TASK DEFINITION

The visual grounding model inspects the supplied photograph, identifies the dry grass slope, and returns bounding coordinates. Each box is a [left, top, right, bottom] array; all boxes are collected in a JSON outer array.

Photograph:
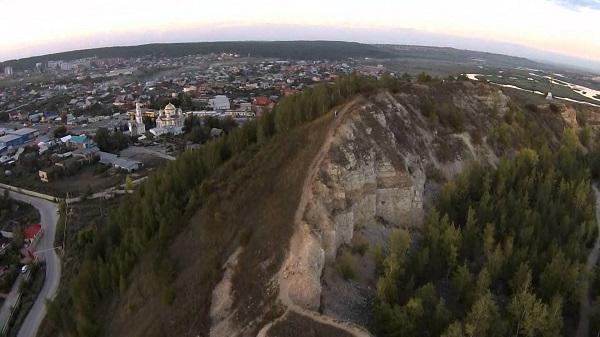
[[102, 109, 337, 337]]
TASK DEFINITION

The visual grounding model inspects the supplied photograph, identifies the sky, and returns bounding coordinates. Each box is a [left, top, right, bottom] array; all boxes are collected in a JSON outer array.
[[1, 0, 600, 67]]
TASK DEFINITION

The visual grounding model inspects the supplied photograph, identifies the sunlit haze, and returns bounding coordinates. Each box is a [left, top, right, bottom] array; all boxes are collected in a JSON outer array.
[[1, 0, 600, 66]]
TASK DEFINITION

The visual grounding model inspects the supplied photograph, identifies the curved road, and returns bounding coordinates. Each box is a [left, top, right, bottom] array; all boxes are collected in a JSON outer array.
[[0, 189, 60, 337]]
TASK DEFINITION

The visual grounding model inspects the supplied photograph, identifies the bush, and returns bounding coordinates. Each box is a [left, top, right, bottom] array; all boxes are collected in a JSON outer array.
[[337, 252, 355, 280], [351, 235, 370, 256], [419, 96, 435, 117], [426, 164, 446, 184], [525, 103, 538, 112]]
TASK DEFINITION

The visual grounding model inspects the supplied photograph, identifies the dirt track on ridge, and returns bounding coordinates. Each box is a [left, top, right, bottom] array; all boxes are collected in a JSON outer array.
[[257, 98, 372, 337]]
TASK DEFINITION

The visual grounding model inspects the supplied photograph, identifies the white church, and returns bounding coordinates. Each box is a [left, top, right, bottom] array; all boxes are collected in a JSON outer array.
[[129, 102, 185, 137], [151, 102, 184, 136]]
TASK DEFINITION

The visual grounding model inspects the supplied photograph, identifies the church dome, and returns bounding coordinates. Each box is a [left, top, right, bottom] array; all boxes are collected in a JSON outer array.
[[164, 103, 176, 115]]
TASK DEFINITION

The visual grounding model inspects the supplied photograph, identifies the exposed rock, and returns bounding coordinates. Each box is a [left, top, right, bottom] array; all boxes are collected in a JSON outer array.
[[209, 247, 243, 337]]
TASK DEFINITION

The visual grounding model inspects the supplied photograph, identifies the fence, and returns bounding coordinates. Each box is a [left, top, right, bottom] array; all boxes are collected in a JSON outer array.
[[0, 183, 58, 203]]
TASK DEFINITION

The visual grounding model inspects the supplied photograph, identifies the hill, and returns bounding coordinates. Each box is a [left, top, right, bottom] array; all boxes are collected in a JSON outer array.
[[0, 41, 396, 70], [40, 76, 600, 337], [0, 41, 550, 73]]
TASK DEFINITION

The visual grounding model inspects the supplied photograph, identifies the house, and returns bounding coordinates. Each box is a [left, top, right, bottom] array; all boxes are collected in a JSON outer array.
[[73, 146, 100, 162], [209, 95, 231, 111], [68, 135, 92, 149], [29, 113, 43, 123], [8, 128, 39, 142], [253, 96, 270, 106], [38, 169, 51, 183], [112, 158, 142, 172], [9, 111, 29, 121], [98, 151, 118, 165], [43, 111, 59, 122], [24, 224, 42, 245], [98, 151, 142, 172], [0, 134, 24, 148]]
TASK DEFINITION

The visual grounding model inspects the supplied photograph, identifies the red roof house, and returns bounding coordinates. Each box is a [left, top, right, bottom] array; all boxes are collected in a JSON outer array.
[[253, 96, 270, 106], [25, 224, 42, 241]]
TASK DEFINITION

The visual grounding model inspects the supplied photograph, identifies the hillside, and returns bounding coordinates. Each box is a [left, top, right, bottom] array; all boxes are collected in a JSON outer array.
[[41, 77, 600, 337], [1, 41, 549, 73], [1, 41, 395, 70]]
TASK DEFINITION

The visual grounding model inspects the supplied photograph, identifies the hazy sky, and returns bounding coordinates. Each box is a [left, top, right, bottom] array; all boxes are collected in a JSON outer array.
[[1, 0, 599, 63]]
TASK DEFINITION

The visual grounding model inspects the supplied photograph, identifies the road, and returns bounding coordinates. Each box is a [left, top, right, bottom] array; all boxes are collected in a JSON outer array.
[[0, 189, 60, 337], [575, 186, 600, 337]]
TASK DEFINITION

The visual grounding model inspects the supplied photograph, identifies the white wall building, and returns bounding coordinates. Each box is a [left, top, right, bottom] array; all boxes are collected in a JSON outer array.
[[209, 95, 231, 111]]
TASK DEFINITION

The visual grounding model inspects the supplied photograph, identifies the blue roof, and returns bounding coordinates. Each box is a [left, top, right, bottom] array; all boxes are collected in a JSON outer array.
[[70, 135, 88, 144]]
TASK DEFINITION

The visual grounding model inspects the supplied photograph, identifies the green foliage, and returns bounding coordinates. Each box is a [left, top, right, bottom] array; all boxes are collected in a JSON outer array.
[[53, 125, 68, 138], [579, 126, 592, 147], [351, 234, 370, 256], [417, 72, 433, 83], [375, 141, 598, 337], [94, 127, 129, 153], [337, 252, 356, 280]]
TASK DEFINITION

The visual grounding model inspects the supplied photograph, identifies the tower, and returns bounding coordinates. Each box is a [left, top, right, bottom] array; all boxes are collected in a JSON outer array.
[[129, 102, 146, 136], [136, 103, 146, 134]]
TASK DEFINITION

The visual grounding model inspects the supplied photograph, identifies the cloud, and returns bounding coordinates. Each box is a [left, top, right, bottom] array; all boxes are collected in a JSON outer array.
[[550, 0, 600, 10]]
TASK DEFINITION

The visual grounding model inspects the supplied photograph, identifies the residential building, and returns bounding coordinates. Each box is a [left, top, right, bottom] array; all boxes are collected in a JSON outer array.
[[209, 95, 231, 111], [3, 66, 13, 77]]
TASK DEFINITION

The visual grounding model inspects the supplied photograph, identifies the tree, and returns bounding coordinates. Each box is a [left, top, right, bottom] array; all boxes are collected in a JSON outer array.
[[94, 128, 112, 152], [464, 291, 502, 337], [53, 125, 68, 138]]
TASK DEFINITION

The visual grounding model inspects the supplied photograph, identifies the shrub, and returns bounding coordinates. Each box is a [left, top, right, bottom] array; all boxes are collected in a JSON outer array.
[[525, 104, 538, 112], [337, 252, 355, 280], [419, 96, 435, 117], [351, 235, 370, 256], [426, 164, 446, 184]]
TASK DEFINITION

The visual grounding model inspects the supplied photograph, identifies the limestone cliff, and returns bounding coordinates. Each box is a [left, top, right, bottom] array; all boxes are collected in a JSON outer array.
[[210, 83, 580, 337]]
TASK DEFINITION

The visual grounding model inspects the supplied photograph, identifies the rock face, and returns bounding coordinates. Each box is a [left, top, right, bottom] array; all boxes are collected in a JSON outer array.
[[279, 87, 516, 328], [211, 83, 577, 336]]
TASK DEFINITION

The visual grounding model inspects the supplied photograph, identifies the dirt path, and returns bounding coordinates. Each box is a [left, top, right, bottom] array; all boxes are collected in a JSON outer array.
[[575, 185, 600, 337], [258, 98, 372, 337]]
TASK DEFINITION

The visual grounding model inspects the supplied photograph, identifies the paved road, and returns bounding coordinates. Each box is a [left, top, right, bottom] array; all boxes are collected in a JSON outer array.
[[0, 189, 60, 337]]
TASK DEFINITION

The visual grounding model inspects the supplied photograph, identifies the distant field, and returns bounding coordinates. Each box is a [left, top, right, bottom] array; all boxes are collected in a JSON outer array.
[[468, 69, 600, 106]]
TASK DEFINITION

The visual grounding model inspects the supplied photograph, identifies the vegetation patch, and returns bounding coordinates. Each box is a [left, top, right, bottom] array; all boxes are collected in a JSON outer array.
[[375, 140, 598, 337]]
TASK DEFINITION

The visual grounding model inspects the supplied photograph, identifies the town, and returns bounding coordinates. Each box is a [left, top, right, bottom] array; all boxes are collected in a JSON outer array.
[[0, 53, 390, 195]]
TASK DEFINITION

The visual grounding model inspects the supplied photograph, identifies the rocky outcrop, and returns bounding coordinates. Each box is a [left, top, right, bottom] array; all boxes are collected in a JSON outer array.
[[210, 247, 243, 337], [279, 87, 512, 328]]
